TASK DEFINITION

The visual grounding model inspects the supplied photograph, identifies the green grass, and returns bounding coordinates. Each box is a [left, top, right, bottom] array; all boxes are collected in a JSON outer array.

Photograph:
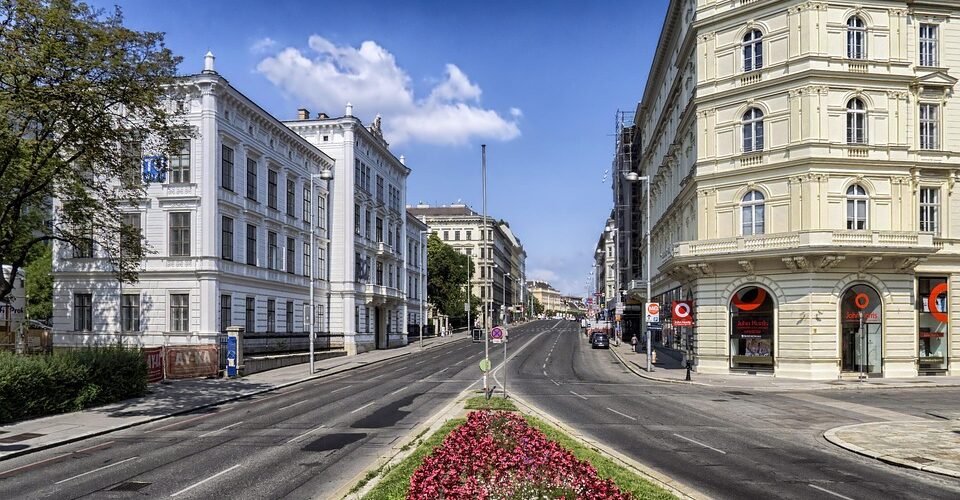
[[524, 415, 677, 500], [464, 396, 518, 411], [361, 417, 466, 500]]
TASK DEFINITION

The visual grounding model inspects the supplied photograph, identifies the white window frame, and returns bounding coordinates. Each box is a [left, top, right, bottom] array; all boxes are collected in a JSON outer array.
[[919, 23, 939, 67], [741, 191, 765, 236], [742, 108, 764, 153], [846, 184, 869, 230], [846, 98, 867, 144], [170, 293, 190, 333], [742, 29, 763, 72], [919, 187, 940, 234], [846, 16, 866, 60], [919, 103, 940, 150]]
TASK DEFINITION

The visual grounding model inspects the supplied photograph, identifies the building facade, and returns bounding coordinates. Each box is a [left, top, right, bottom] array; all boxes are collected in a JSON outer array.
[[405, 211, 429, 336], [53, 54, 335, 348], [625, 0, 960, 379]]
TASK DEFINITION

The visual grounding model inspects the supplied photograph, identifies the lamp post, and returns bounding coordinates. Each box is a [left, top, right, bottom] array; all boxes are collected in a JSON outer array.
[[502, 272, 511, 326], [310, 166, 335, 374], [481, 144, 490, 394], [466, 252, 472, 334], [419, 230, 429, 349], [624, 172, 652, 372]]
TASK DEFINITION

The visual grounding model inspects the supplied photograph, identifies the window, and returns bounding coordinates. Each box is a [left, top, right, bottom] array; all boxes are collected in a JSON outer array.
[[388, 223, 394, 246], [72, 226, 94, 258], [846, 184, 868, 230], [354, 159, 361, 189], [267, 169, 278, 209], [846, 98, 867, 144], [917, 277, 948, 370], [220, 295, 232, 333], [286, 301, 294, 333], [222, 145, 234, 191], [169, 212, 191, 256], [246, 158, 258, 200], [120, 212, 142, 256], [222, 216, 234, 260], [355, 306, 361, 333], [847, 16, 866, 59], [355, 252, 362, 283], [920, 187, 940, 234], [169, 139, 191, 184], [388, 264, 394, 287], [376, 260, 383, 285], [119, 294, 141, 332], [920, 24, 938, 67], [318, 195, 327, 230], [376, 218, 383, 243], [376, 175, 384, 202], [303, 242, 311, 277], [267, 231, 278, 269], [319, 247, 326, 280], [354, 204, 361, 235], [454, 231, 460, 241], [266, 299, 276, 332], [170, 293, 189, 333], [920, 103, 939, 150], [364, 209, 371, 238], [743, 29, 763, 72], [120, 139, 142, 188], [443, 230, 449, 241], [466, 231, 472, 241], [245, 297, 256, 333], [741, 191, 765, 236], [286, 178, 296, 216], [303, 186, 311, 221], [246, 224, 257, 265], [286, 237, 296, 273], [74, 293, 92, 331], [742, 108, 764, 153]]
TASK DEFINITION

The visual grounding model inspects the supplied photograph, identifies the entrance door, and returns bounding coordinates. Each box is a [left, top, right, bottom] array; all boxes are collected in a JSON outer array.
[[840, 284, 882, 376], [374, 307, 383, 349]]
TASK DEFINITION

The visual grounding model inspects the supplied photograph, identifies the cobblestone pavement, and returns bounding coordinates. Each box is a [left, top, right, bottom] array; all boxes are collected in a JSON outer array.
[[824, 420, 960, 479]]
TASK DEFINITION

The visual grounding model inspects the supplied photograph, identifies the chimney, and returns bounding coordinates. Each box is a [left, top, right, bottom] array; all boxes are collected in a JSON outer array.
[[345, 102, 353, 117], [203, 51, 216, 73], [317, 112, 329, 119], [297, 108, 310, 120]]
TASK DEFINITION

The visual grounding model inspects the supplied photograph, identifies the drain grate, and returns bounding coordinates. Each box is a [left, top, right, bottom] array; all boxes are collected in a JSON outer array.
[[712, 399, 728, 402], [724, 391, 752, 396], [0, 433, 44, 443], [109, 481, 151, 492]]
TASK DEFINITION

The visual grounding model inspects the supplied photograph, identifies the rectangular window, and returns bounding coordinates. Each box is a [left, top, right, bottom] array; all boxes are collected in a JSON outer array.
[[376, 218, 383, 243], [354, 204, 361, 235], [169, 139, 191, 184], [169, 212, 191, 256], [355, 252, 363, 283], [266, 299, 276, 332], [246, 224, 257, 265], [170, 293, 189, 333], [376, 260, 383, 286], [74, 293, 92, 331], [245, 297, 256, 333], [354, 159, 361, 189], [318, 195, 327, 230], [267, 231, 278, 269], [267, 169, 278, 209], [120, 212, 142, 256], [355, 306, 361, 334], [917, 277, 948, 370], [286, 237, 296, 273], [121, 294, 140, 332], [920, 24, 938, 67], [443, 230, 449, 240], [246, 158, 258, 200], [286, 178, 296, 216], [364, 209, 371, 239], [388, 223, 394, 246], [376, 175, 384, 202], [286, 301, 294, 333], [303, 186, 311, 221], [466, 231, 472, 241], [920, 187, 940, 234], [220, 294, 232, 333], [120, 140, 142, 188], [920, 103, 939, 150], [222, 145, 234, 191], [222, 216, 234, 260], [72, 225, 94, 258], [454, 231, 460, 241], [319, 247, 326, 280], [303, 242, 311, 277]]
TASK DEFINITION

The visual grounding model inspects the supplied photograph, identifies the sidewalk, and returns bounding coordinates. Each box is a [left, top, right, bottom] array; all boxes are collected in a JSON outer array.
[[824, 420, 960, 479], [610, 339, 960, 392], [0, 333, 467, 462]]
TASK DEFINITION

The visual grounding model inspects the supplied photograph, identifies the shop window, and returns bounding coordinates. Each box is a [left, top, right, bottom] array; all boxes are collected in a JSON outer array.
[[729, 286, 774, 370], [840, 284, 882, 375], [918, 277, 948, 371]]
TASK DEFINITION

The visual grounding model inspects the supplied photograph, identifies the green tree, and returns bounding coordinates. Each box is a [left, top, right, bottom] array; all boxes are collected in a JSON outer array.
[[0, 0, 184, 301], [24, 244, 52, 320], [531, 295, 545, 316], [426, 234, 472, 322]]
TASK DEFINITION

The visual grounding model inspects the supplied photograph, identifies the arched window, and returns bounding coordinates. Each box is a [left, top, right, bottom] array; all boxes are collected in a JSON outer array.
[[847, 16, 866, 59], [846, 184, 868, 230], [743, 29, 763, 71], [846, 98, 867, 144], [742, 108, 764, 153], [741, 191, 765, 236]]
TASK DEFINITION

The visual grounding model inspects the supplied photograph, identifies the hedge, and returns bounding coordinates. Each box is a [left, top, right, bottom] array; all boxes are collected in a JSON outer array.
[[0, 346, 148, 424]]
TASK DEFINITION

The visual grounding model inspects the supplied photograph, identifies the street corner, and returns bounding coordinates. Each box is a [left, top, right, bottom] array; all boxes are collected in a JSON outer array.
[[824, 420, 960, 479]]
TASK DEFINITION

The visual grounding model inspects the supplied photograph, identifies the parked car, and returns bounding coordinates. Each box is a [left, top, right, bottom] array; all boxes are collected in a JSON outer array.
[[591, 333, 609, 349], [471, 328, 484, 343]]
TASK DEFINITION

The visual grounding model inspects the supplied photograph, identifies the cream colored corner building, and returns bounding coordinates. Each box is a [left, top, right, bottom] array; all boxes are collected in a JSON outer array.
[[636, 0, 960, 379]]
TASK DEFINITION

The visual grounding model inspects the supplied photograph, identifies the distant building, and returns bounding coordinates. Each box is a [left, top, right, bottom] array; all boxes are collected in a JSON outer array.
[[528, 280, 563, 314]]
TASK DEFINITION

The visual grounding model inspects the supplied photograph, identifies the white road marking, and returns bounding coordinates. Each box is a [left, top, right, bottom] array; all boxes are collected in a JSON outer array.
[[54, 456, 139, 484], [809, 484, 855, 500], [279, 400, 308, 411], [368, 374, 383, 381], [437, 367, 449, 374], [606, 407, 637, 421], [351, 401, 375, 414], [542, 364, 546, 370], [285, 425, 325, 445], [569, 391, 588, 400], [414, 360, 426, 365], [146, 413, 215, 433], [453, 360, 465, 366], [388, 387, 406, 396], [74, 441, 115, 454], [551, 379, 561, 386], [198, 421, 244, 438], [673, 433, 726, 454], [0, 454, 71, 477], [330, 385, 353, 394], [542, 370, 548, 377], [170, 463, 241, 497]]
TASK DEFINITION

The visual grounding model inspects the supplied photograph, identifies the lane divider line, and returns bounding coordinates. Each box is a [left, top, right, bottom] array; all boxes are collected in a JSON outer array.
[[808, 484, 855, 500], [285, 425, 325, 445], [0, 453, 71, 478], [351, 401, 375, 414], [170, 463, 241, 497], [145, 412, 216, 433], [606, 407, 637, 421], [198, 421, 244, 438], [672, 433, 726, 454], [388, 387, 406, 396], [330, 385, 353, 394], [54, 456, 139, 484], [569, 391, 588, 400]]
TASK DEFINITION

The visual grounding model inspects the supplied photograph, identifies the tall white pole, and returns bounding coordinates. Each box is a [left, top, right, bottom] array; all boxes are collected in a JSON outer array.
[[420, 231, 425, 349], [467, 253, 472, 333], [482, 144, 489, 393], [309, 177, 315, 374], [645, 178, 653, 372]]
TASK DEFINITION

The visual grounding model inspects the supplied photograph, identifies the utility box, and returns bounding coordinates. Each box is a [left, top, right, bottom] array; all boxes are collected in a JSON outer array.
[[225, 326, 244, 377]]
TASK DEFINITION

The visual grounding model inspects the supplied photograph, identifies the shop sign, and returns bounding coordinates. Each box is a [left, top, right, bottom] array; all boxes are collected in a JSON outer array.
[[165, 346, 218, 379], [734, 317, 771, 337], [919, 329, 945, 338], [143, 347, 164, 383], [645, 302, 660, 323], [672, 301, 693, 327]]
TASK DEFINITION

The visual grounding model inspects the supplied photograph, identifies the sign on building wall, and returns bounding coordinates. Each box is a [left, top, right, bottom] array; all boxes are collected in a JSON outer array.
[[164, 346, 218, 379], [672, 301, 693, 327], [143, 347, 164, 383]]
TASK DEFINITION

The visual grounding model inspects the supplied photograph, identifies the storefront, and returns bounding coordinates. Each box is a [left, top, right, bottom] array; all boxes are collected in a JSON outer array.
[[729, 286, 774, 371], [918, 277, 948, 373], [840, 284, 882, 376]]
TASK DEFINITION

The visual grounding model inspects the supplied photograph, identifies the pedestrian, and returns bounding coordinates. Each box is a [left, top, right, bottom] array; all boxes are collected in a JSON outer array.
[[631, 334, 638, 353]]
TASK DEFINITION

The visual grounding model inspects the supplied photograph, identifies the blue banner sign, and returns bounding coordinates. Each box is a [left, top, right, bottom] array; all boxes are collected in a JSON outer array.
[[142, 155, 167, 183], [226, 335, 238, 377]]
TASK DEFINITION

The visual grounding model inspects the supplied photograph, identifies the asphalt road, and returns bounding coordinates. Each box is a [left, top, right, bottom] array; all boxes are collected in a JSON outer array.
[[504, 320, 960, 500], [0, 322, 556, 499]]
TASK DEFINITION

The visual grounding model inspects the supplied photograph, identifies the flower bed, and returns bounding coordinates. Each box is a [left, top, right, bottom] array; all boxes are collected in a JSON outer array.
[[409, 410, 634, 499]]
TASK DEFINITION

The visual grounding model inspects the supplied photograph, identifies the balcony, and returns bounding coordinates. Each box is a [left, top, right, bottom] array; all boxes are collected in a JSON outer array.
[[670, 230, 937, 260]]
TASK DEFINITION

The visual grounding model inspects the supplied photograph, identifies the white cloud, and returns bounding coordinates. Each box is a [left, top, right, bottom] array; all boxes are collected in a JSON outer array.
[[250, 37, 278, 54], [255, 36, 520, 146], [528, 268, 559, 283]]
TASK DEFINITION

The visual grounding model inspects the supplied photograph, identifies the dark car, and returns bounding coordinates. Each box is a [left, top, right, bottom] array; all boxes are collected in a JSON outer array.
[[591, 333, 609, 349]]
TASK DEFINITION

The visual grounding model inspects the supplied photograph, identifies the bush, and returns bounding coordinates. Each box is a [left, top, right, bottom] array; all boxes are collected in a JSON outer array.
[[0, 346, 147, 423]]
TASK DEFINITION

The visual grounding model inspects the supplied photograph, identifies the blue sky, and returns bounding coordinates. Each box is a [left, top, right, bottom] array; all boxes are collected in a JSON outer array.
[[95, 0, 668, 295]]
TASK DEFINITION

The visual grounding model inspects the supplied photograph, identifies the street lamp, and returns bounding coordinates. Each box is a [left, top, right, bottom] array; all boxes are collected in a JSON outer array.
[[502, 272, 511, 326], [419, 230, 429, 349], [623, 171, 653, 372], [309, 166, 335, 375]]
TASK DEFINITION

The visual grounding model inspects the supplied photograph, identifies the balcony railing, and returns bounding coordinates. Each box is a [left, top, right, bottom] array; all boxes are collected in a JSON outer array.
[[672, 230, 935, 258]]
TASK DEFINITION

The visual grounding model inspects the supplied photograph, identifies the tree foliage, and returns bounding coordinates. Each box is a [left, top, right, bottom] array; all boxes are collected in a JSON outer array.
[[426, 233, 473, 320], [0, 0, 184, 300], [531, 295, 545, 316], [24, 244, 51, 320]]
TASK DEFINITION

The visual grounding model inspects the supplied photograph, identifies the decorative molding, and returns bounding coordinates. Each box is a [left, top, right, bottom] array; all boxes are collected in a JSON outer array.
[[859, 256, 882, 271], [738, 260, 755, 274]]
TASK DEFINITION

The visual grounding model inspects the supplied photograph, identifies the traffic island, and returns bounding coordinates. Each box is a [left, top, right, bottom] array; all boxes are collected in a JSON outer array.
[[824, 420, 960, 479]]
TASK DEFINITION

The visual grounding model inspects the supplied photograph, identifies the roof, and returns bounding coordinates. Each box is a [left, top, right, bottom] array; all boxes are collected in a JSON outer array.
[[406, 205, 478, 217]]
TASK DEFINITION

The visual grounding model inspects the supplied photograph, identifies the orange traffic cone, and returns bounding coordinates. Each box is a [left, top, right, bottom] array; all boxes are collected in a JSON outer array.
[[652, 350, 658, 364]]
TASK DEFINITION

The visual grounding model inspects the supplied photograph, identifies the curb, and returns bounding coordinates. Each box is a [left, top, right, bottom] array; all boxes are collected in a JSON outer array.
[[823, 422, 960, 479], [609, 345, 710, 387], [508, 392, 707, 500], [0, 335, 468, 463]]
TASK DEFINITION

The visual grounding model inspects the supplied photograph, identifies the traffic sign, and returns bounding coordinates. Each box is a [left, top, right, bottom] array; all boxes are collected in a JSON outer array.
[[479, 358, 491, 372], [672, 300, 693, 327], [490, 326, 507, 344], [645, 302, 660, 323]]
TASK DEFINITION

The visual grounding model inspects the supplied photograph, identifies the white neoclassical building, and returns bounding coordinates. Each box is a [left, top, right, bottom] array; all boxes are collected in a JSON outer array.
[[628, 0, 960, 379], [53, 54, 335, 348]]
